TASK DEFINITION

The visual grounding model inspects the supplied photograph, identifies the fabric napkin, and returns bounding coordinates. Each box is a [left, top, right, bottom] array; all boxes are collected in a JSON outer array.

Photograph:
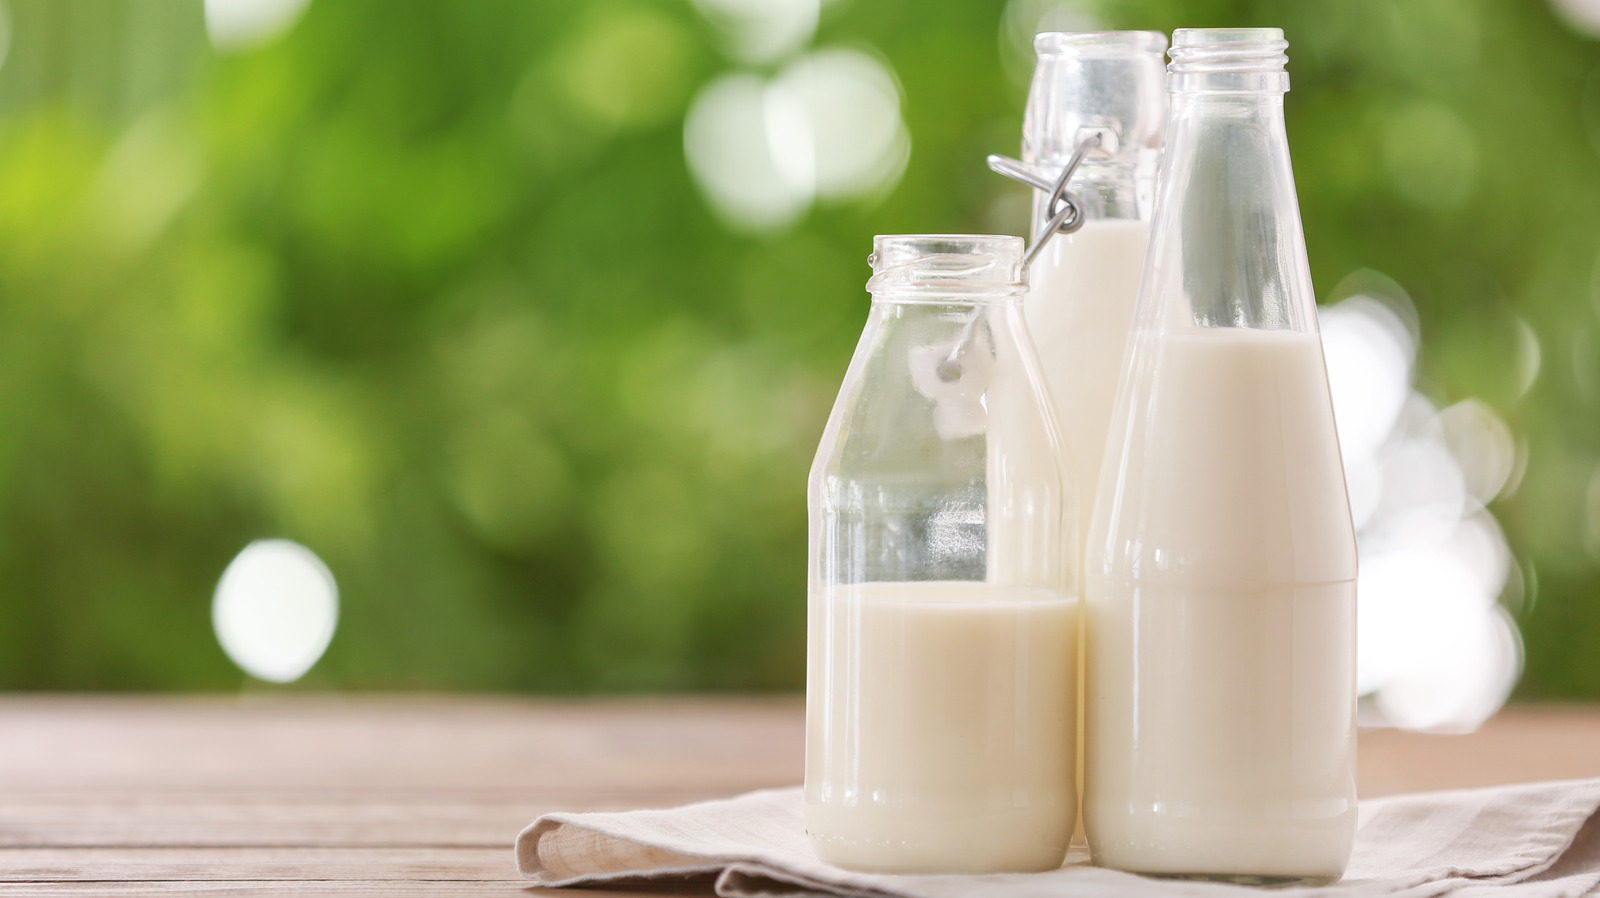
[[515, 778, 1600, 897]]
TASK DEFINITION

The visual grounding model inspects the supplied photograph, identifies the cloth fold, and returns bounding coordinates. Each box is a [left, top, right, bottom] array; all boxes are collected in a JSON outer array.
[[515, 779, 1600, 898]]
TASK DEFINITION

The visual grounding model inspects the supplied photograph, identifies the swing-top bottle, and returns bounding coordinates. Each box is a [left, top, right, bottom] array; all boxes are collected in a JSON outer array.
[[1020, 31, 1166, 548]]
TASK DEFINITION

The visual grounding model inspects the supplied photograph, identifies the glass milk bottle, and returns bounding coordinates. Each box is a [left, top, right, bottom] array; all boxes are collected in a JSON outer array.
[[805, 235, 1078, 874], [1083, 29, 1358, 884], [1021, 31, 1166, 546]]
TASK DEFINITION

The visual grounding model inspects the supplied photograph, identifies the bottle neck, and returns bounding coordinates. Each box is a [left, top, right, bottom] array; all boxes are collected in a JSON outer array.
[[1168, 88, 1287, 123], [867, 294, 1024, 307], [1164, 89, 1289, 168], [1166, 28, 1290, 95], [1164, 29, 1291, 158], [866, 234, 1026, 301], [1149, 76, 1309, 332], [1028, 156, 1156, 238], [1022, 31, 1167, 232]]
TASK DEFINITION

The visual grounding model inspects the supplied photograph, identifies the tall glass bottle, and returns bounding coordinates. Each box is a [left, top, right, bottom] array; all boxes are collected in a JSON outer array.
[[806, 236, 1077, 874], [1083, 29, 1358, 884], [1021, 31, 1166, 548]]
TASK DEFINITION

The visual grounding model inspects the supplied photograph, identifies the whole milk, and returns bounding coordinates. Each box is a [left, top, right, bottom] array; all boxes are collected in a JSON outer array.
[[1024, 217, 1151, 542], [1024, 216, 1149, 860], [805, 581, 1077, 873], [1085, 327, 1357, 881]]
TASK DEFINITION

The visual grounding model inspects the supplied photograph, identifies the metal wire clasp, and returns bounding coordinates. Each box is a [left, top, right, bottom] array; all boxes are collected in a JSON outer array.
[[925, 134, 1105, 385], [987, 132, 1103, 269]]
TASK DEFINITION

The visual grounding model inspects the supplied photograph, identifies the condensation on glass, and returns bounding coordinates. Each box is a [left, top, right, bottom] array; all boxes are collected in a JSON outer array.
[[804, 235, 1078, 874], [1083, 29, 1359, 884]]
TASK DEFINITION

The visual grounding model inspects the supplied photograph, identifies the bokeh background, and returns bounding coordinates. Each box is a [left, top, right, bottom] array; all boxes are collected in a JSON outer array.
[[1, 0, 1597, 728]]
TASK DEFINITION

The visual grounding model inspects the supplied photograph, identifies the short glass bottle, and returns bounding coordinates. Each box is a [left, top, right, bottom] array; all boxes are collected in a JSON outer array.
[[805, 235, 1078, 874], [1083, 29, 1358, 885]]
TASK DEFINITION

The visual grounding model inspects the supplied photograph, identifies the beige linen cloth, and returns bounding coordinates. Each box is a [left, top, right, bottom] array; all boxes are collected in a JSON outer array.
[[515, 778, 1600, 898]]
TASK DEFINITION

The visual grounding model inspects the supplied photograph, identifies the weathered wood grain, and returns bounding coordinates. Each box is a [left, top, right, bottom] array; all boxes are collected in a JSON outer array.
[[1358, 705, 1600, 796], [0, 696, 1594, 895], [0, 794, 677, 848], [0, 847, 512, 881], [0, 696, 805, 795], [0, 884, 696, 896]]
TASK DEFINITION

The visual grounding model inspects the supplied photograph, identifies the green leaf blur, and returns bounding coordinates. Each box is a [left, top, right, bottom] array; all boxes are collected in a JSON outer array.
[[0, 0, 1596, 696]]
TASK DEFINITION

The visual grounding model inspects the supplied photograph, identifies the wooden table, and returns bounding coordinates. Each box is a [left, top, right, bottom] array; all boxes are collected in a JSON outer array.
[[1, 697, 1597, 895]]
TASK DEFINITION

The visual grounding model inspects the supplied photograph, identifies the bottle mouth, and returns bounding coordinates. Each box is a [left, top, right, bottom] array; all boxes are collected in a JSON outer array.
[[1024, 31, 1169, 169], [867, 235, 1026, 298], [1034, 31, 1168, 59], [1168, 27, 1289, 91]]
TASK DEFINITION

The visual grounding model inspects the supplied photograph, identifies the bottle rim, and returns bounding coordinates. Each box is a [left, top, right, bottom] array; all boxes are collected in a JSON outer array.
[[1033, 31, 1168, 59], [1167, 27, 1288, 76], [867, 235, 1027, 298]]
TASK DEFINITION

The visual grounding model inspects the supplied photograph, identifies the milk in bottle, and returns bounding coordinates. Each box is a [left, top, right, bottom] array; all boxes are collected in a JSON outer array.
[[806, 581, 1076, 871], [805, 236, 1078, 874], [1084, 29, 1359, 884], [1020, 31, 1167, 546]]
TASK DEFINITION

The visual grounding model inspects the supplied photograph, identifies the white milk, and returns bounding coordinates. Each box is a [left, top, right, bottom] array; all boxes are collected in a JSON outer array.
[[805, 581, 1078, 873], [1024, 217, 1148, 860], [1024, 217, 1151, 544], [1085, 327, 1358, 881]]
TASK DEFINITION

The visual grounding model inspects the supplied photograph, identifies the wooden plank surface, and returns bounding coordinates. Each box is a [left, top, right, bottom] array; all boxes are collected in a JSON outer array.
[[0, 697, 1596, 895], [0, 847, 510, 881]]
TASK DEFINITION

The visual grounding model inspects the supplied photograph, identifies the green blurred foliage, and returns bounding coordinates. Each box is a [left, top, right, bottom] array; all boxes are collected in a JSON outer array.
[[0, 0, 1596, 695]]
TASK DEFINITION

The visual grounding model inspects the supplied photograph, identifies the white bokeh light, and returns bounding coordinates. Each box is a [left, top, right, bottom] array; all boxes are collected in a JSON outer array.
[[1433, 399, 1517, 507], [684, 74, 808, 231], [1587, 464, 1600, 565], [998, 0, 1099, 85], [1355, 546, 1486, 694], [205, 0, 311, 51], [1450, 512, 1514, 601], [1550, 0, 1600, 37], [1367, 435, 1468, 549], [0, 2, 12, 76], [1512, 315, 1543, 400], [684, 47, 909, 232], [1375, 603, 1522, 733], [213, 540, 338, 683], [691, 0, 819, 64], [1320, 297, 1413, 463], [767, 48, 909, 201], [1321, 289, 1523, 732]]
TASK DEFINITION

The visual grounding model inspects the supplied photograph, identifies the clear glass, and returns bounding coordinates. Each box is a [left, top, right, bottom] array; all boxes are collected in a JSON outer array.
[[1023, 31, 1168, 228], [1021, 30, 1167, 566], [1019, 31, 1168, 866], [1083, 29, 1359, 885], [804, 235, 1078, 874]]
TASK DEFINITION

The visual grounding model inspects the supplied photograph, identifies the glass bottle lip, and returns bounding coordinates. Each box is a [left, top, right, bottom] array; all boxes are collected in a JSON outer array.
[[1033, 30, 1168, 59], [1172, 26, 1285, 47], [1167, 27, 1289, 92], [867, 235, 1026, 299]]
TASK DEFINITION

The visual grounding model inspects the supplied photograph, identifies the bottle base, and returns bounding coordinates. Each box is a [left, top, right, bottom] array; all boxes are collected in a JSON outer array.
[[1083, 807, 1354, 887], [809, 834, 1068, 875], [805, 802, 1071, 874]]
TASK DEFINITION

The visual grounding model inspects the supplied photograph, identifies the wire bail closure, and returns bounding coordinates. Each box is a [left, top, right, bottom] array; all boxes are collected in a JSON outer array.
[[987, 132, 1103, 269], [923, 134, 1106, 386]]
